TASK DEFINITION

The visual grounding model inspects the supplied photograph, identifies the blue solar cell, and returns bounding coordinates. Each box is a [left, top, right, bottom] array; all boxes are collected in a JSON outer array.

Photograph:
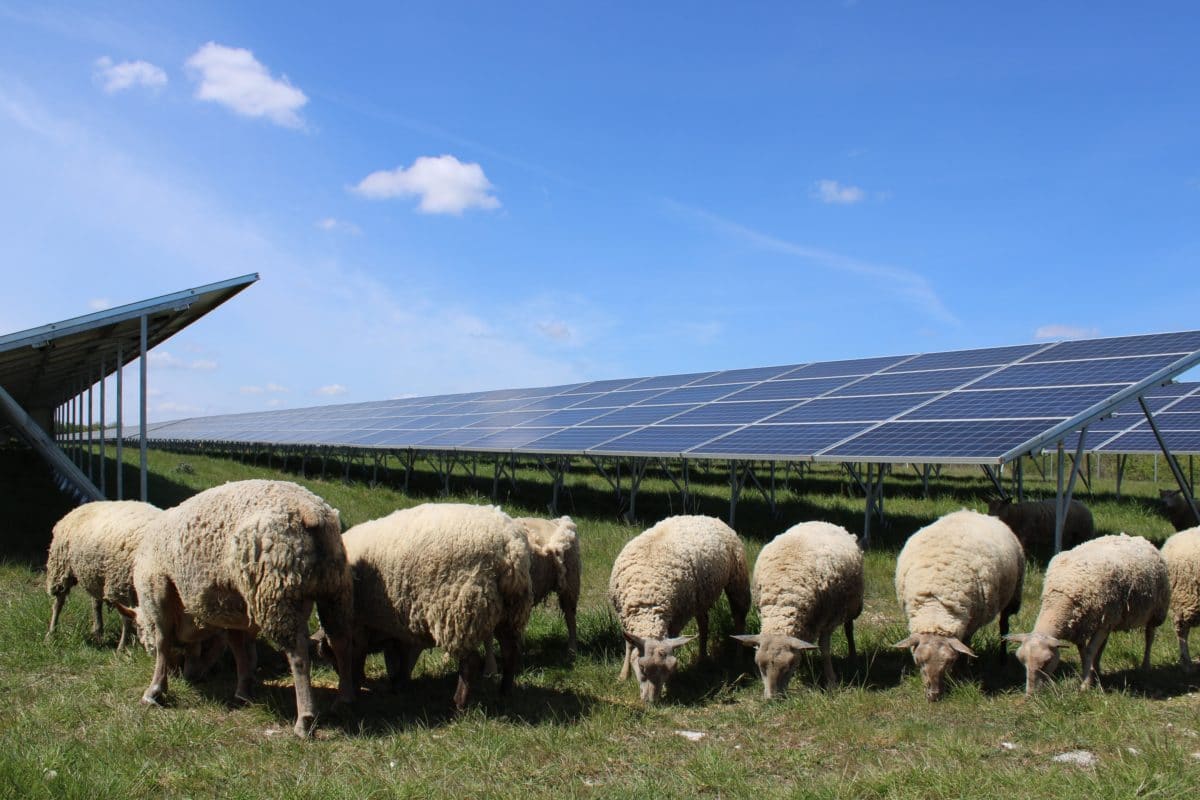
[[833, 367, 990, 396], [515, 408, 607, 427], [1163, 396, 1200, 414], [628, 371, 719, 390], [773, 394, 936, 423], [444, 398, 532, 414], [638, 384, 749, 405], [687, 423, 868, 457], [417, 428, 502, 447], [692, 364, 802, 386], [570, 388, 671, 409], [465, 410, 556, 428], [974, 355, 1179, 389], [1153, 411, 1200, 428], [787, 355, 912, 379], [592, 425, 736, 454], [1028, 331, 1200, 362], [581, 404, 696, 426], [568, 378, 644, 394], [890, 344, 1044, 372], [524, 427, 634, 451], [721, 377, 851, 402], [903, 386, 1116, 420], [458, 427, 562, 450], [1097, 429, 1200, 453], [409, 414, 491, 429], [824, 420, 1052, 459], [665, 400, 795, 425], [515, 393, 600, 410]]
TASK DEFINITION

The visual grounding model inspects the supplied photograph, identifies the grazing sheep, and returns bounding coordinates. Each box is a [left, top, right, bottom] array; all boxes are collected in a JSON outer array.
[[1161, 490, 1200, 532], [987, 497, 1095, 552], [894, 509, 1025, 701], [732, 521, 863, 696], [1008, 533, 1170, 693], [609, 515, 750, 704], [120, 480, 354, 738], [321, 503, 533, 710], [45, 500, 161, 650], [484, 515, 580, 675], [1163, 527, 1200, 670]]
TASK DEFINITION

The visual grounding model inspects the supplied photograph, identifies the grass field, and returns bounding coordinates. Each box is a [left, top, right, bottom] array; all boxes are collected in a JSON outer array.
[[2, 445, 1200, 798]]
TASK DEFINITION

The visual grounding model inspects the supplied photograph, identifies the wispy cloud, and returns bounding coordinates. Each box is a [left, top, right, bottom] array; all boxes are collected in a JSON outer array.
[[148, 350, 218, 371], [315, 217, 361, 235], [240, 383, 288, 395], [87, 298, 111, 311], [185, 42, 307, 128], [352, 154, 500, 214], [813, 179, 865, 205], [666, 200, 958, 326], [93, 57, 167, 93], [536, 320, 573, 342], [1035, 324, 1099, 340], [315, 383, 348, 396]]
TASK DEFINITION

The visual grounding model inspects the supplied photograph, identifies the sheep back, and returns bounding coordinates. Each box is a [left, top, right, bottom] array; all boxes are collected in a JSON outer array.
[[754, 521, 864, 642], [990, 498, 1094, 550], [516, 516, 580, 607], [1163, 527, 1200, 631], [345, 503, 533, 659], [135, 480, 350, 647], [609, 515, 749, 639], [46, 501, 162, 604], [895, 509, 1025, 640], [1034, 534, 1169, 644]]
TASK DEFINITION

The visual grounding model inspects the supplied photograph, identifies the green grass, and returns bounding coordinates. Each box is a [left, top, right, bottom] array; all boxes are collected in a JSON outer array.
[[3, 446, 1200, 798]]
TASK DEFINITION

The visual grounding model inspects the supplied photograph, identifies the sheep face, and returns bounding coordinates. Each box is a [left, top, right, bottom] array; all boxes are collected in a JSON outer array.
[[731, 634, 818, 698], [623, 632, 693, 704], [1006, 633, 1067, 694], [895, 633, 975, 701]]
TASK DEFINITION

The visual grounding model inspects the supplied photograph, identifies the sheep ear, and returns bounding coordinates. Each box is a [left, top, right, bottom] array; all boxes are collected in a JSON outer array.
[[948, 638, 977, 657], [112, 602, 138, 622], [893, 635, 920, 650], [1003, 633, 1029, 645], [663, 635, 696, 651], [784, 636, 819, 652], [1046, 636, 1070, 649], [623, 631, 647, 654], [730, 634, 761, 649]]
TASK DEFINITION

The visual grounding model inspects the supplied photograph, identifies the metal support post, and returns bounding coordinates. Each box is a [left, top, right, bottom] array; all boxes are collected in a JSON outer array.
[[1054, 428, 1087, 554], [86, 380, 93, 481], [626, 458, 647, 523], [1139, 396, 1200, 527], [139, 315, 148, 501], [1016, 458, 1024, 502], [116, 344, 123, 499], [981, 464, 1007, 499], [99, 357, 106, 497]]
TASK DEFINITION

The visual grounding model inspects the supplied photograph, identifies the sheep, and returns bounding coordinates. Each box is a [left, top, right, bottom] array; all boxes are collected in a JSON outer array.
[[987, 496, 1095, 552], [608, 515, 750, 704], [45, 500, 162, 650], [319, 503, 533, 710], [732, 521, 863, 696], [483, 515, 580, 675], [1163, 527, 1200, 670], [894, 509, 1025, 701], [118, 480, 355, 738], [1007, 533, 1170, 694], [1160, 490, 1200, 532]]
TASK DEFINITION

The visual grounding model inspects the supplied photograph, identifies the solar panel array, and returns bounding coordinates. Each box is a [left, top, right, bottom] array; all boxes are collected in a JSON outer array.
[[1082, 382, 1200, 454], [122, 330, 1200, 464]]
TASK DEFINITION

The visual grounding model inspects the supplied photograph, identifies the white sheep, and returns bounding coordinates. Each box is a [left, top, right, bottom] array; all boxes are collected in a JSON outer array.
[[323, 503, 533, 710], [894, 509, 1025, 701], [1008, 533, 1170, 693], [1163, 527, 1200, 670], [987, 497, 1095, 551], [732, 521, 863, 696], [609, 515, 751, 704], [118, 480, 355, 738], [45, 500, 161, 650], [483, 515, 580, 675]]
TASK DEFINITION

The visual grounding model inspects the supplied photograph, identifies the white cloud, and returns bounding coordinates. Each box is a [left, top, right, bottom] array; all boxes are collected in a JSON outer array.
[[266, 382, 288, 393], [88, 298, 111, 311], [184, 42, 307, 128], [814, 179, 865, 205], [240, 383, 288, 394], [239, 385, 263, 394], [149, 350, 218, 371], [536, 320, 573, 341], [315, 383, 347, 396], [93, 56, 167, 93], [352, 155, 500, 214], [1035, 324, 1100, 341], [315, 217, 361, 235]]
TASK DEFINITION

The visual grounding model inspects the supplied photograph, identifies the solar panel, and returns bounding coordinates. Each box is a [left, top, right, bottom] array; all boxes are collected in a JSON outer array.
[[124, 330, 1200, 465]]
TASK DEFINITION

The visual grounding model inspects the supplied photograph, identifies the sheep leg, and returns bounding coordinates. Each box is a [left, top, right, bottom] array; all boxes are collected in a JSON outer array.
[[497, 625, 521, 696], [697, 611, 710, 660], [561, 597, 578, 655], [116, 613, 132, 651], [1094, 633, 1109, 681], [90, 596, 105, 641], [46, 592, 66, 640], [142, 629, 172, 705], [1177, 621, 1193, 671], [619, 641, 633, 681], [482, 637, 498, 678], [1079, 632, 1106, 689], [844, 619, 857, 661], [820, 630, 836, 687], [387, 643, 421, 690], [1142, 623, 1156, 672], [321, 632, 356, 706], [285, 625, 317, 738], [228, 630, 256, 704], [453, 651, 482, 711]]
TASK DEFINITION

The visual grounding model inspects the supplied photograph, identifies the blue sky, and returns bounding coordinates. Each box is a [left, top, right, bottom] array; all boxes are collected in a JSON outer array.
[[1, 2, 1198, 421]]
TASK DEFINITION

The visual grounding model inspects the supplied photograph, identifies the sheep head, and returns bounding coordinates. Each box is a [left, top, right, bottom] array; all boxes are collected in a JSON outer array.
[[1005, 633, 1068, 694], [731, 634, 818, 698], [623, 631, 694, 704], [894, 633, 975, 701]]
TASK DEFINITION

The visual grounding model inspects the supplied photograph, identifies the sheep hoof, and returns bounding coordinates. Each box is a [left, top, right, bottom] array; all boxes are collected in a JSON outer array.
[[293, 714, 316, 738], [140, 692, 164, 707], [233, 691, 254, 706]]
